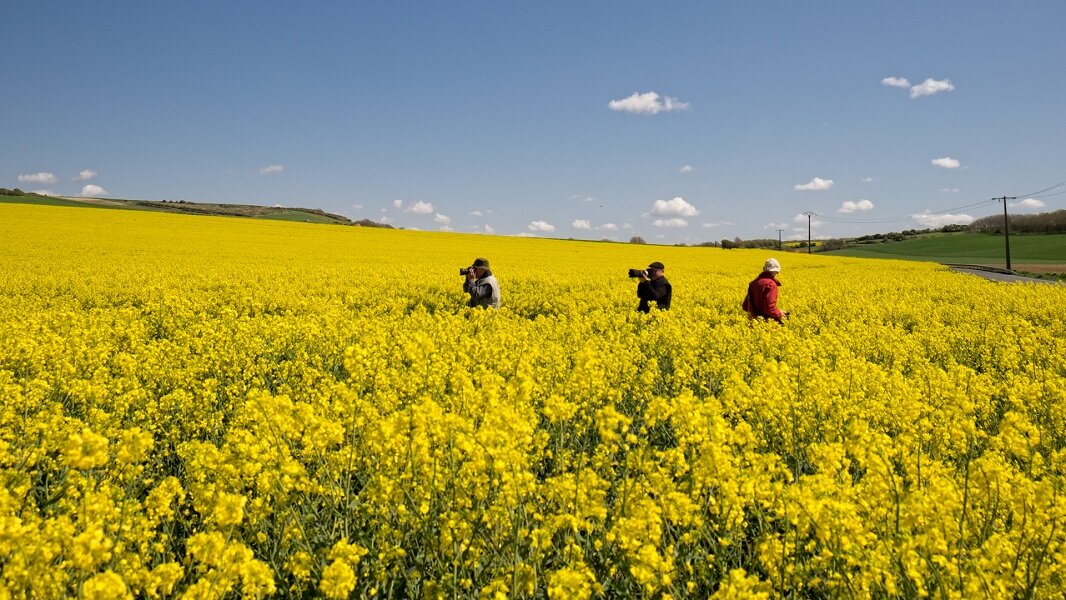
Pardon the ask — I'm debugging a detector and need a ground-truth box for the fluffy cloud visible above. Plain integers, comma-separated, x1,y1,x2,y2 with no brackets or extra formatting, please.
931,157,961,169
911,211,974,227
258,164,284,174
794,177,834,191
528,220,555,232
653,218,688,228
75,169,97,181
648,197,699,217
433,213,451,224
598,223,618,231
403,200,435,214
883,76,955,98
1013,198,1046,210
469,210,483,217
910,78,954,98
80,184,109,197
483,224,496,234
679,165,695,173
18,172,56,184
608,92,690,115
570,195,595,203
571,219,592,230
839,199,875,213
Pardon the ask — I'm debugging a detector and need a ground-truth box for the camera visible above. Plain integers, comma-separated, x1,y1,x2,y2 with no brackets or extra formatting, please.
627,268,647,278
459,267,471,276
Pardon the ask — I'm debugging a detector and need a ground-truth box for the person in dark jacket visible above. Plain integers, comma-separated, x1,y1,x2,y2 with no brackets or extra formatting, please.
463,257,500,309
742,258,788,324
636,261,671,313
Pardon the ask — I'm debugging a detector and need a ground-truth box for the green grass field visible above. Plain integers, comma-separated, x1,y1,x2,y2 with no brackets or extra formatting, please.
258,209,348,224
826,231,1066,265
0,194,348,225
0,194,132,210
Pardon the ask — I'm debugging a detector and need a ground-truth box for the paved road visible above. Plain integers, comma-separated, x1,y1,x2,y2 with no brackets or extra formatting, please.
949,267,1063,285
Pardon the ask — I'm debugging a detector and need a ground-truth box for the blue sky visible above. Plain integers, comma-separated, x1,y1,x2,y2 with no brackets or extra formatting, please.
5,1,1065,243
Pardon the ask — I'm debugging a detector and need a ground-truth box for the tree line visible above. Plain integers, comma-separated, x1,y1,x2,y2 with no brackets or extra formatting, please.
970,209,1066,234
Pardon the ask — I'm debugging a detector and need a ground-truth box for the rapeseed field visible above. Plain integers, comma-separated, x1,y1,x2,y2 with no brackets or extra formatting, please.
1,203,1065,598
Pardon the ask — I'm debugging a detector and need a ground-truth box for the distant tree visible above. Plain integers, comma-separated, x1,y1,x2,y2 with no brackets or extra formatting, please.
352,219,395,229
971,209,1066,234
720,239,736,249
629,236,647,244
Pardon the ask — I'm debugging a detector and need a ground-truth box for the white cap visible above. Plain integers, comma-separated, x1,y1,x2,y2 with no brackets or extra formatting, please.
764,258,781,273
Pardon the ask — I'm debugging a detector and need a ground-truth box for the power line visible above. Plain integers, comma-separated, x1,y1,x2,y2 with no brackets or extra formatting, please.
1016,180,1066,198
1028,188,1066,199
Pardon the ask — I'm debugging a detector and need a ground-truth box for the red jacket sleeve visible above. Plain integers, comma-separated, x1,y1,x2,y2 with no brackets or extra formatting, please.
761,282,784,322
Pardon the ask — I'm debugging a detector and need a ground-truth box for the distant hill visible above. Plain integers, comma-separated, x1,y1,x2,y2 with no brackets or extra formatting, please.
0,190,393,228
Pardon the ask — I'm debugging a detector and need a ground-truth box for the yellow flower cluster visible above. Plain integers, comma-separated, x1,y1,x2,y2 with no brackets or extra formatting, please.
1,202,1065,597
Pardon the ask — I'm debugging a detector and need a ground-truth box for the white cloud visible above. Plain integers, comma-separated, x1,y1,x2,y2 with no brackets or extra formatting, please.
839,199,875,213
861,177,879,183
794,177,834,191
881,76,911,89
622,224,633,229
74,169,97,181
608,91,690,115
433,213,451,224
679,165,695,173
469,210,483,217
598,223,618,230
483,224,496,234
80,184,109,197
18,172,56,184
403,200,435,214
528,220,555,232
571,219,592,230
570,194,596,203
31,190,57,196
258,164,284,174
439,226,454,232
379,215,393,224
911,211,974,227
702,222,721,228
910,78,954,98
1013,198,1046,210
392,199,403,209
940,188,960,193
653,218,688,228
648,197,699,217
764,222,790,230
931,156,960,169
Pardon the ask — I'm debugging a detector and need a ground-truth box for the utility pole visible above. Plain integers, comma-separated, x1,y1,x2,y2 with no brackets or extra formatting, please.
802,211,816,254
776,228,784,250
993,196,1017,271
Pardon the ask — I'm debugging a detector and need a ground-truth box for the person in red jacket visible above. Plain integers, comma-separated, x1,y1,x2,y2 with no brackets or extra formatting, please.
742,258,789,324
